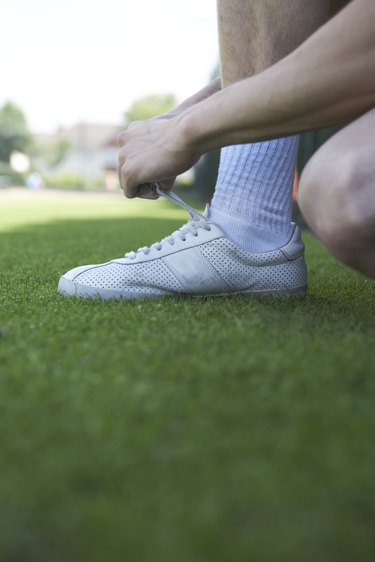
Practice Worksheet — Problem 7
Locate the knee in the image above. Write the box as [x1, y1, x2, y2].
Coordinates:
[298, 150, 375, 269]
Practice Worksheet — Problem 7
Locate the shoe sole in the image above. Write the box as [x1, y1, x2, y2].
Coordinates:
[58, 276, 307, 300]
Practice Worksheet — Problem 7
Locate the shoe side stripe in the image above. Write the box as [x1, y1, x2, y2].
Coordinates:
[195, 248, 232, 291]
[163, 248, 229, 294]
[161, 258, 190, 291]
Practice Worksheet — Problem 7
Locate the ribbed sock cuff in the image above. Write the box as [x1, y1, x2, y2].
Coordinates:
[209, 206, 294, 253]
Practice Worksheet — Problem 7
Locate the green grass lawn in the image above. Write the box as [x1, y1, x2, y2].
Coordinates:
[0, 189, 374, 562]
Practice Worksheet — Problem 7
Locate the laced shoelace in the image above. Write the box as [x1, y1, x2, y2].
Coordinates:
[125, 184, 212, 259]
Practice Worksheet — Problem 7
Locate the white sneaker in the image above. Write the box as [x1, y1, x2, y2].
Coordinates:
[58, 186, 307, 300]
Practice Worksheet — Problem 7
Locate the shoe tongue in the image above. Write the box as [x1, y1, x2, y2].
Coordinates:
[203, 203, 210, 219]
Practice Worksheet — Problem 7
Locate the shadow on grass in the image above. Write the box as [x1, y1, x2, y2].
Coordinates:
[0, 215, 183, 269]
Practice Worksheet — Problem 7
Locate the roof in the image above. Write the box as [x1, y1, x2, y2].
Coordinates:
[35, 122, 120, 150]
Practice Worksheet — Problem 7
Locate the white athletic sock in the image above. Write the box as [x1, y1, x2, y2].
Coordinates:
[209, 136, 299, 252]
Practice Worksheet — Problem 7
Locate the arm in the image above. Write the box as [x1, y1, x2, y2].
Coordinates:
[159, 78, 221, 119]
[118, 0, 375, 197]
[128, 78, 221, 196]
[179, 0, 375, 152]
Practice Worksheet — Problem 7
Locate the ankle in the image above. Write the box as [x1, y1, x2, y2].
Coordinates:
[209, 206, 293, 253]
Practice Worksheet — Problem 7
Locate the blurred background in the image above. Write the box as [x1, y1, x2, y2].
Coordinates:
[0, 0, 342, 203]
[0, 0, 219, 196]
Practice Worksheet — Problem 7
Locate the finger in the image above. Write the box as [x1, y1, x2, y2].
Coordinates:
[120, 168, 144, 199]
[117, 148, 127, 191]
[127, 120, 142, 130]
[119, 162, 132, 197]
[136, 183, 159, 199]
[158, 177, 175, 191]
[139, 192, 159, 200]
[117, 162, 123, 191]
[118, 146, 126, 170]
[117, 130, 127, 148]
[122, 180, 137, 199]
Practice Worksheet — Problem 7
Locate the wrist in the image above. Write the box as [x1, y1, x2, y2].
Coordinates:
[155, 109, 180, 120]
[174, 107, 210, 156]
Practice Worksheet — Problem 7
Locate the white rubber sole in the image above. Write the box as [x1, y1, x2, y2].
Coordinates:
[58, 276, 307, 300]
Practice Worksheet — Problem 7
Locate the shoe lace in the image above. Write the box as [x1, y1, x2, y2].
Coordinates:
[125, 184, 212, 259]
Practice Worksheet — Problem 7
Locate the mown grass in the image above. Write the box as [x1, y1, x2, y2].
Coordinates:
[0, 190, 374, 562]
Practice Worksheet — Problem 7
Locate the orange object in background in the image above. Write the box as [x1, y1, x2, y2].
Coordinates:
[293, 169, 299, 201]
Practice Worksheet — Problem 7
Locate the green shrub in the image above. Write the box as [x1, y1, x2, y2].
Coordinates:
[0, 162, 25, 187]
[45, 173, 86, 190]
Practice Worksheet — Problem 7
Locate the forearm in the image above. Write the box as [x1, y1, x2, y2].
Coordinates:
[161, 78, 221, 118]
[177, 0, 375, 153]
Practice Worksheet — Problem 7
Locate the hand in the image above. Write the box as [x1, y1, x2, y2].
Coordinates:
[123, 119, 177, 199]
[117, 117, 200, 199]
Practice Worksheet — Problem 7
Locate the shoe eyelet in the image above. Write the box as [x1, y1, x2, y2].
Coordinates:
[207, 226, 212, 232]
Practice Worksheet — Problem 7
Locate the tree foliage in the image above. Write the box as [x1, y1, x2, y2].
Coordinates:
[42, 137, 72, 167]
[0, 101, 31, 163]
[124, 93, 177, 125]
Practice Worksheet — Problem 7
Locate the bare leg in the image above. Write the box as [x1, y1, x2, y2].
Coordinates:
[299, 108, 375, 278]
[211, 0, 348, 254]
[217, 0, 347, 85]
